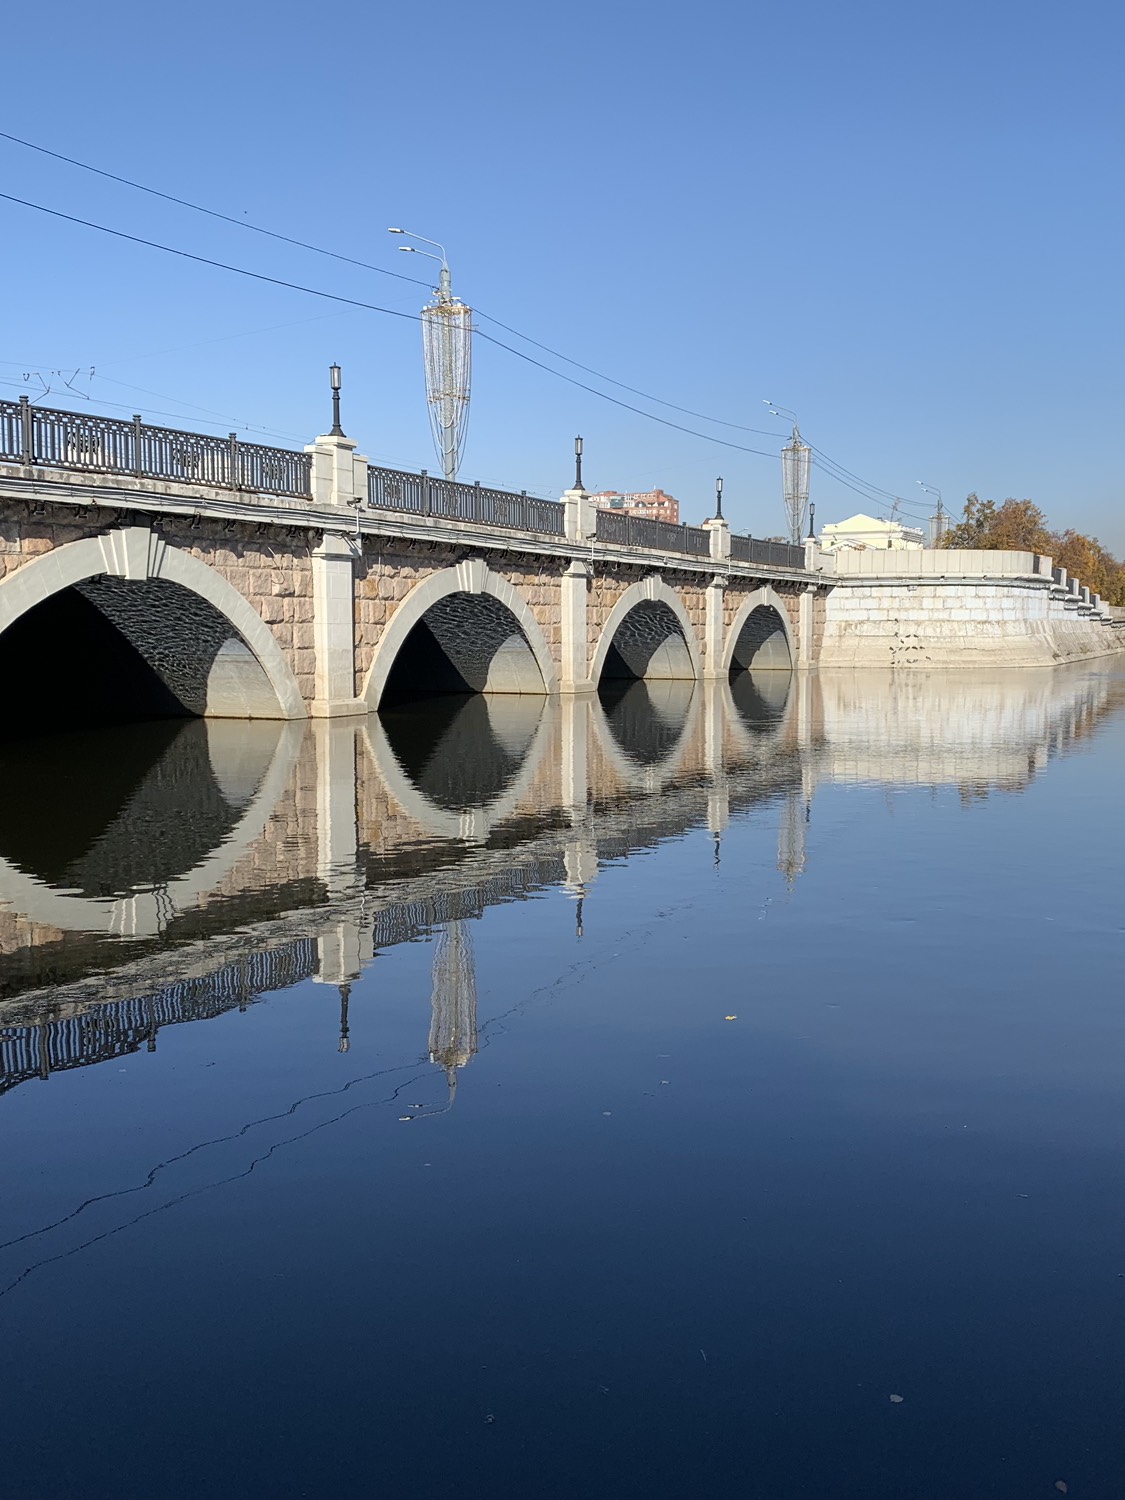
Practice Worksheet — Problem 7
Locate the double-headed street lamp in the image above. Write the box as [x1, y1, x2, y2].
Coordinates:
[917, 480, 945, 544]
[388, 227, 452, 301]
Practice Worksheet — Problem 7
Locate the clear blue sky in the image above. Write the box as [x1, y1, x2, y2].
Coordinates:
[2, 0, 1122, 547]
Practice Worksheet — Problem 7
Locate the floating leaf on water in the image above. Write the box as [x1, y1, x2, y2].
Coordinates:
[725, 1015, 738, 1021]
[660, 1080, 670, 1085]
[1055, 1484, 1068, 1495]
[398, 1116, 413, 1122]
[889, 1394, 904, 1404]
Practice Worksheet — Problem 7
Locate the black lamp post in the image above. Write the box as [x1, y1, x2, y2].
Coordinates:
[329, 363, 345, 438]
[338, 983, 351, 1053]
[574, 435, 584, 491]
[715, 476, 724, 520]
[807, 502, 816, 542]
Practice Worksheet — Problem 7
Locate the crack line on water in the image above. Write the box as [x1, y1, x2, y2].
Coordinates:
[0, 1055, 429, 1256]
[0, 892, 700, 1301]
[0, 1067, 434, 1302]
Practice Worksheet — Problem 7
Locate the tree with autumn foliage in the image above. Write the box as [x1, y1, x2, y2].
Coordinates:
[942, 495, 1125, 606]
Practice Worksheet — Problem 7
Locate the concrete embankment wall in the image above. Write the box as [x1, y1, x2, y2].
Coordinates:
[817, 550, 1124, 669]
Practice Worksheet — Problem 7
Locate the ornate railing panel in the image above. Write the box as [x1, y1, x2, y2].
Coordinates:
[0, 397, 313, 498]
[730, 534, 806, 570]
[595, 510, 710, 554]
[367, 465, 565, 537]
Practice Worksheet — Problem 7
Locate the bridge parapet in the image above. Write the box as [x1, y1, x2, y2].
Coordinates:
[828, 547, 1047, 578]
[0, 397, 808, 573]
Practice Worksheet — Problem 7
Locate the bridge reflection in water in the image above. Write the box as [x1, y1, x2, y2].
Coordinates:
[1, 664, 1122, 1099]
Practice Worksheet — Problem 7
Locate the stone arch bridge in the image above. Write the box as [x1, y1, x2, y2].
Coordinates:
[0, 399, 825, 723]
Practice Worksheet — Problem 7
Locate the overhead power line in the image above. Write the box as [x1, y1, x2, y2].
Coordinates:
[0, 129, 435, 292]
[0, 129, 786, 441]
[0, 190, 786, 460]
[0, 132, 924, 500]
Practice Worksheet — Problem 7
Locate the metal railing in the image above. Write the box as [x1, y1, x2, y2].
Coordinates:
[596, 510, 712, 555]
[0, 397, 815, 574]
[0, 396, 313, 498]
[368, 465, 565, 537]
[730, 534, 807, 570]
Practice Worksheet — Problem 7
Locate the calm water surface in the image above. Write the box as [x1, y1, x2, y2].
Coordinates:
[1, 666, 1123, 1499]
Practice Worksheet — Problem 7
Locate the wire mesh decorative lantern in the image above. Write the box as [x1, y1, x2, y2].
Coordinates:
[421, 269, 472, 482]
[781, 427, 811, 545]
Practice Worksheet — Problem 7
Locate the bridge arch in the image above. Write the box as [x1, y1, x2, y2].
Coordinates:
[724, 587, 795, 673]
[0, 527, 305, 720]
[591, 578, 701, 686]
[362, 557, 557, 710]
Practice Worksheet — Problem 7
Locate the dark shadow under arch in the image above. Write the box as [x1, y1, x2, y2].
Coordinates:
[729, 605, 792, 673]
[0, 574, 277, 736]
[600, 600, 695, 683]
[381, 591, 545, 705]
[0, 587, 188, 737]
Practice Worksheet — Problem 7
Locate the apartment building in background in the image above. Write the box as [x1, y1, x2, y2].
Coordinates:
[592, 488, 680, 524]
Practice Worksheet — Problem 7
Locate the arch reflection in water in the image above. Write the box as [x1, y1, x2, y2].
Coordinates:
[0, 719, 299, 937]
[3, 665, 1125, 1102]
[377, 694, 545, 811]
[728, 669, 793, 736]
[366, 694, 555, 847]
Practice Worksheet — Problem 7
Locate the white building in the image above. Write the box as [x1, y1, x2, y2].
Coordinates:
[818, 512, 926, 551]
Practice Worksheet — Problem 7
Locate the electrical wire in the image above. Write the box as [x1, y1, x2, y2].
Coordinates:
[0, 190, 783, 460]
[0, 128, 787, 441]
[0, 132, 932, 499]
[473, 310, 785, 437]
[0, 128, 435, 292]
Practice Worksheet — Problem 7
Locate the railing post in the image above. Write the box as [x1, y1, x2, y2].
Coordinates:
[703, 515, 731, 563]
[474, 478, 482, 523]
[229, 432, 240, 490]
[305, 430, 368, 510]
[421, 469, 431, 516]
[133, 414, 144, 477]
[19, 395, 32, 466]
[563, 486, 595, 543]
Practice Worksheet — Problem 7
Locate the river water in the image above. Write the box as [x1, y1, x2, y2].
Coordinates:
[1, 665, 1123, 1499]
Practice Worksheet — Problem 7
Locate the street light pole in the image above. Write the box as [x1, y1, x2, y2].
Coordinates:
[329, 364, 344, 438]
[715, 476, 723, 519]
[574, 435, 585, 491]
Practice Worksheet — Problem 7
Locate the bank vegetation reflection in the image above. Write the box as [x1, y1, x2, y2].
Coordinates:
[1, 664, 1122, 1097]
